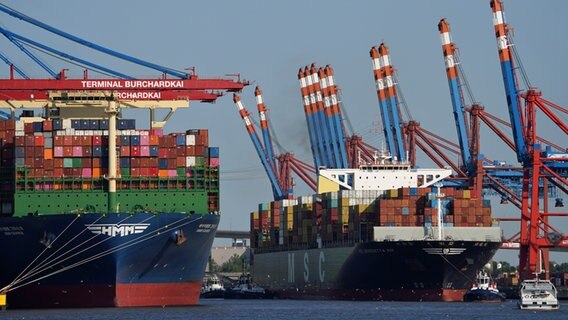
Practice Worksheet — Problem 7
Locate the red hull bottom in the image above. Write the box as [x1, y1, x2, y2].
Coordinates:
[6, 282, 201, 309]
[116, 282, 201, 307]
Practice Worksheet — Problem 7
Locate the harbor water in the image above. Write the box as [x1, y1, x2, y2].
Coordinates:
[2, 299, 568, 320]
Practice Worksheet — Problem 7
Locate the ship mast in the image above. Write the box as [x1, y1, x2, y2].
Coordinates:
[435, 183, 445, 240]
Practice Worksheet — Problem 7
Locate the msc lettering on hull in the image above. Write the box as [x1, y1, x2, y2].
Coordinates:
[288, 251, 326, 284]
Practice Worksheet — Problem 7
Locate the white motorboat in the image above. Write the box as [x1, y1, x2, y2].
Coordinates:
[518, 278, 559, 310]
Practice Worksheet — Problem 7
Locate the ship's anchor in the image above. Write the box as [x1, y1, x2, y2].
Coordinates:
[172, 230, 186, 245]
[40, 231, 56, 248]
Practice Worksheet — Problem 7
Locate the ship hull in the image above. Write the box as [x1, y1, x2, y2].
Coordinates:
[0, 212, 219, 309]
[251, 238, 501, 302]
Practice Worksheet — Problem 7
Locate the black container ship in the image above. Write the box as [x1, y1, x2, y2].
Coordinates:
[249, 159, 502, 302]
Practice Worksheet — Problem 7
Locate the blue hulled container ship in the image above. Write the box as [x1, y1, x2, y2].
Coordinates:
[0, 115, 220, 308]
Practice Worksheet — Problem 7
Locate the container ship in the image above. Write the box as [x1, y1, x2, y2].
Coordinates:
[250, 156, 502, 302]
[0, 114, 220, 308]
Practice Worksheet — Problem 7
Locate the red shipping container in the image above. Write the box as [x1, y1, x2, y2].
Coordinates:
[158, 148, 168, 158]
[92, 136, 102, 146]
[33, 157, 44, 167]
[24, 123, 33, 134]
[44, 159, 53, 169]
[42, 120, 52, 132]
[140, 158, 149, 168]
[149, 167, 158, 176]
[131, 158, 141, 168]
[92, 158, 101, 168]
[130, 167, 140, 177]
[140, 167, 150, 176]
[34, 136, 44, 147]
[54, 136, 64, 146]
[185, 146, 195, 155]
[120, 146, 130, 157]
[53, 158, 64, 168]
[25, 135, 34, 146]
[63, 136, 73, 146]
[82, 158, 92, 168]
[131, 146, 140, 157]
[54, 168, 64, 177]
[81, 136, 91, 146]
[34, 147, 44, 157]
[14, 136, 24, 147]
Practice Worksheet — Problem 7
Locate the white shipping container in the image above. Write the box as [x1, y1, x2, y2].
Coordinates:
[15, 121, 24, 131]
[186, 156, 196, 166]
[186, 134, 196, 145]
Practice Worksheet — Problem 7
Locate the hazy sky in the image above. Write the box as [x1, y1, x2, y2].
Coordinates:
[1, 0, 567, 263]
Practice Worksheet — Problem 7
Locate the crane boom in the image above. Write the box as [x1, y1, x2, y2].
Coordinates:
[378, 43, 406, 162]
[318, 67, 341, 168]
[0, 4, 188, 79]
[490, 0, 527, 163]
[310, 64, 334, 168]
[324, 65, 349, 168]
[370, 46, 396, 159]
[438, 19, 473, 173]
[233, 93, 284, 200]
[255, 87, 277, 170]
[298, 68, 322, 169]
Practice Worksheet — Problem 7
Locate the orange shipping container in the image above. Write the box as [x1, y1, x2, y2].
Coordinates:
[44, 148, 53, 160]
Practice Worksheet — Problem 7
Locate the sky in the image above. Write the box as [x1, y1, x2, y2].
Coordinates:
[0, 0, 567, 264]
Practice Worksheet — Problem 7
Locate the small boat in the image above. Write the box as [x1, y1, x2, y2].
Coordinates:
[200, 274, 226, 299]
[518, 277, 559, 310]
[463, 271, 506, 302]
[224, 273, 274, 299]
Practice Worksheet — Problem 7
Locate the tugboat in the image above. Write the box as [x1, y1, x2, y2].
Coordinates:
[224, 273, 274, 299]
[200, 274, 226, 299]
[463, 271, 506, 302]
[518, 277, 559, 310]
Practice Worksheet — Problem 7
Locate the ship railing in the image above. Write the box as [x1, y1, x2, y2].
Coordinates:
[254, 239, 357, 253]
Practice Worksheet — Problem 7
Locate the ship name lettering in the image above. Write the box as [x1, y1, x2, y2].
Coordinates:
[287, 253, 295, 283]
[1, 226, 24, 236]
[319, 251, 325, 282]
[101, 225, 134, 237]
[303, 252, 309, 282]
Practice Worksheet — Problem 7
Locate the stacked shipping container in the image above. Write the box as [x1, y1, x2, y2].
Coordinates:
[251, 186, 493, 250]
[0, 118, 220, 216]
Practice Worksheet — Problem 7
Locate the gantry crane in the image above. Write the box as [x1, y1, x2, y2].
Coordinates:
[234, 88, 317, 201]
[490, 0, 568, 279]
[369, 44, 407, 163]
[299, 63, 377, 170]
[0, 4, 248, 213]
